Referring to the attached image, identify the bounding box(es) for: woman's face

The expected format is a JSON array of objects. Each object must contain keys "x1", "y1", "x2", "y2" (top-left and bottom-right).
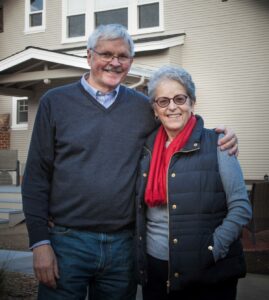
[{"x1": 153, "y1": 79, "x2": 194, "y2": 141}]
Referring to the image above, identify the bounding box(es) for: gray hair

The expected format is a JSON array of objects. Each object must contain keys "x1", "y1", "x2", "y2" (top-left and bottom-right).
[
  {"x1": 87, "y1": 24, "x2": 135, "y2": 57},
  {"x1": 148, "y1": 66, "x2": 196, "y2": 103}
]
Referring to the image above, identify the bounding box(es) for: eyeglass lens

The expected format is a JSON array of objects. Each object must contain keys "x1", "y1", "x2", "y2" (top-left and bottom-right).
[{"x1": 155, "y1": 94, "x2": 188, "y2": 107}]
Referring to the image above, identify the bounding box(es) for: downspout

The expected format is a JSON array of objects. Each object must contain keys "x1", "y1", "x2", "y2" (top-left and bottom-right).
[{"x1": 129, "y1": 76, "x2": 145, "y2": 89}]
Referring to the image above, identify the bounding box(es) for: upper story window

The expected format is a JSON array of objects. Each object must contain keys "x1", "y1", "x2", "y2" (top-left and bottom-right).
[
  {"x1": 95, "y1": 7, "x2": 128, "y2": 28},
  {"x1": 25, "y1": 0, "x2": 46, "y2": 34},
  {"x1": 12, "y1": 98, "x2": 28, "y2": 130},
  {"x1": 0, "y1": 5, "x2": 3, "y2": 33},
  {"x1": 62, "y1": 0, "x2": 163, "y2": 44},
  {"x1": 138, "y1": 2, "x2": 159, "y2": 29},
  {"x1": 67, "y1": 0, "x2": 86, "y2": 38}
]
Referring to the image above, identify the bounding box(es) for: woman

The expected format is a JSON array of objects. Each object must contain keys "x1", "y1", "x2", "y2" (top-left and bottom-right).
[{"x1": 135, "y1": 66, "x2": 252, "y2": 300}]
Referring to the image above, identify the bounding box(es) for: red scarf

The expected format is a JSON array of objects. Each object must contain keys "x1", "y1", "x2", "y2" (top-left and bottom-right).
[{"x1": 145, "y1": 115, "x2": 197, "y2": 207}]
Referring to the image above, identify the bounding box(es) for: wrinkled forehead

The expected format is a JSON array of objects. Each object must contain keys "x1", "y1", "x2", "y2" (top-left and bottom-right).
[{"x1": 95, "y1": 37, "x2": 131, "y2": 52}]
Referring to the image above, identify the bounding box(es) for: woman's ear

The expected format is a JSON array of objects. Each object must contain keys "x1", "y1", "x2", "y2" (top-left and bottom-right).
[
  {"x1": 153, "y1": 106, "x2": 159, "y2": 119},
  {"x1": 191, "y1": 101, "x2": 196, "y2": 113}
]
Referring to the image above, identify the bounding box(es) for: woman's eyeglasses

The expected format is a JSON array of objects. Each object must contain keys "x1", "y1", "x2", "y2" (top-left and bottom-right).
[
  {"x1": 91, "y1": 49, "x2": 132, "y2": 64},
  {"x1": 154, "y1": 94, "x2": 188, "y2": 108}
]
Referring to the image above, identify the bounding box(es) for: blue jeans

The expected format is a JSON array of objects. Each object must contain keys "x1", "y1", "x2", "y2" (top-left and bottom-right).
[{"x1": 38, "y1": 226, "x2": 137, "y2": 300}]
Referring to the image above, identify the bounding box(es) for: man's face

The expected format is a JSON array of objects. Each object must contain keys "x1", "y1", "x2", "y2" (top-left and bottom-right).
[{"x1": 87, "y1": 38, "x2": 133, "y2": 93}]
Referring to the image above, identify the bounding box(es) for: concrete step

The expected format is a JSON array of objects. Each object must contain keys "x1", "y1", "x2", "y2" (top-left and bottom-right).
[
  {"x1": 0, "y1": 185, "x2": 21, "y2": 193},
  {"x1": 0, "y1": 186, "x2": 24, "y2": 226},
  {"x1": 0, "y1": 193, "x2": 22, "y2": 200},
  {"x1": 0, "y1": 199, "x2": 22, "y2": 210},
  {"x1": 0, "y1": 218, "x2": 9, "y2": 229}
]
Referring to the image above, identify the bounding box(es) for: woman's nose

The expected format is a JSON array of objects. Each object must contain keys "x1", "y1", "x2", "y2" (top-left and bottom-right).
[{"x1": 167, "y1": 99, "x2": 177, "y2": 110}]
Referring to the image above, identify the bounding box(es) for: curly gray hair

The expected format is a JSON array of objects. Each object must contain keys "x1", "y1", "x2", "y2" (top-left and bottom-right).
[{"x1": 148, "y1": 66, "x2": 196, "y2": 103}]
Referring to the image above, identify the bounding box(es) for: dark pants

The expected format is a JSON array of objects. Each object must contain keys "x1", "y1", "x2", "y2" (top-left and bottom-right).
[{"x1": 142, "y1": 254, "x2": 238, "y2": 300}]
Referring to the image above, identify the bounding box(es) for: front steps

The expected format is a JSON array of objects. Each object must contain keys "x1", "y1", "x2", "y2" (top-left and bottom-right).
[{"x1": 0, "y1": 186, "x2": 24, "y2": 228}]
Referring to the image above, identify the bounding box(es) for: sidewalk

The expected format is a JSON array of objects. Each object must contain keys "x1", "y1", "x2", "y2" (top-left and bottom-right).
[{"x1": 0, "y1": 249, "x2": 268, "y2": 300}]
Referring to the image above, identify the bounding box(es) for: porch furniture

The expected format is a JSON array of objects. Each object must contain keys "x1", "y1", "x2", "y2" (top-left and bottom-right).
[{"x1": 0, "y1": 150, "x2": 20, "y2": 186}]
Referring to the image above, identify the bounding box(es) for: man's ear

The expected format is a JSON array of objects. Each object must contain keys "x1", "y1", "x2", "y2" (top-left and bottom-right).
[{"x1": 87, "y1": 49, "x2": 92, "y2": 66}]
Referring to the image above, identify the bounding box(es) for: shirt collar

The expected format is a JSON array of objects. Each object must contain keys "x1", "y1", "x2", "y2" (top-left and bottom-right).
[{"x1": 81, "y1": 72, "x2": 120, "y2": 99}]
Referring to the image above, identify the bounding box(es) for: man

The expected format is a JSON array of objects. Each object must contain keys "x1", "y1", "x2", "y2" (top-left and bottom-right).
[{"x1": 22, "y1": 24, "x2": 238, "y2": 300}]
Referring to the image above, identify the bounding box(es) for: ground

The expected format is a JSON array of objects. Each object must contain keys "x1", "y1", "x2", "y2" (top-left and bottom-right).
[
  {"x1": 0, "y1": 222, "x2": 268, "y2": 299},
  {"x1": 0, "y1": 222, "x2": 38, "y2": 299}
]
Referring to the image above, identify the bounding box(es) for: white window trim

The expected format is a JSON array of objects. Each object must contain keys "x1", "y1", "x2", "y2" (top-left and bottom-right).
[
  {"x1": 61, "y1": 0, "x2": 92, "y2": 44},
  {"x1": 61, "y1": 0, "x2": 163, "y2": 44},
  {"x1": 24, "y1": 0, "x2": 46, "y2": 34},
  {"x1": 11, "y1": 97, "x2": 28, "y2": 130}
]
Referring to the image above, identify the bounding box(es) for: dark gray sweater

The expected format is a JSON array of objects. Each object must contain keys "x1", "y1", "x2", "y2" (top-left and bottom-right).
[{"x1": 22, "y1": 82, "x2": 156, "y2": 247}]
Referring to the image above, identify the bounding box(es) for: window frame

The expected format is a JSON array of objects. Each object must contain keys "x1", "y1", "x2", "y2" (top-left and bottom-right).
[
  {"x1": 24, "y1": 0, "x2": 46, "y2": 34},
  {"x1": 0, "y1": 4, "x2": 3, "y2": 33},
  {"x1": 12, "y1": 97, "x2": 28, "y2": 130},
  {"x1": 61, "y1": 0, "x2": 163, "y2": 44}
]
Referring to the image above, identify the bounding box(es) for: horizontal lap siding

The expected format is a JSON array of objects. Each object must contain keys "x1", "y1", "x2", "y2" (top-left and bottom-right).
[{"x1": 164, "y1": 0, "x2": 269, "y2": 180}]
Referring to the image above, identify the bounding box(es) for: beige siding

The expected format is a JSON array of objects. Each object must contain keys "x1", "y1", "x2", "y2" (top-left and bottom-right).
[
  {"x1": 134, "y1": 50, "x2": 170, "y2": 68},
  {"x1": 0, "y1": 96, "x2": 12, "y2": 113},
  {"x1": 168, "y1": 46, "x2": 183, "y2": 66},
  {"x1": 161, "y1": 0, "x2": 269, "y2": 180}
]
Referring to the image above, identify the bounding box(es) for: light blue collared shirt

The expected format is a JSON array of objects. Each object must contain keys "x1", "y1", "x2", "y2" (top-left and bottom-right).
[{"x1": 81, "y1": 73, "x2": 120, "y2": 108}]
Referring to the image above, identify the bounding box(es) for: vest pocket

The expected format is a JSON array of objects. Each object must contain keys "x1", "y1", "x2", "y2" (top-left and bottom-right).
[{"x1": 200, "y1": 234, "x2": 215, "y2": 269}]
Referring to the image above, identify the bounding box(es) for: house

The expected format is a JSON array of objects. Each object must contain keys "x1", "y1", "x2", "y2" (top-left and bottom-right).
[{"x1": 0, "y1": 0, "x2": 268, "y2": 184}]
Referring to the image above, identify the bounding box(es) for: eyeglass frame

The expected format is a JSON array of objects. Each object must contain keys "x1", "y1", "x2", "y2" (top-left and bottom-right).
[
  {"x1": 90, "y1": 48, "x2": 133, "y2": 64},
  {"x1": 154, "y1": 94, "x2": 189, "y2": 108}
]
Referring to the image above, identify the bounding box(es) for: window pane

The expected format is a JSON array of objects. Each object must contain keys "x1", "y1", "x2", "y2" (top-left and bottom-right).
[
  {"x1": 31, "y1": 0, "x2": 43, "y2": 12},
  {"x1": 68, "y1": 14, "x2": 85, "y2": 37},
  {"x1": 139, "y1": 3, "x2": 159, "y2": 28},
  {"x1": 95, "y1": 8, "x2": 128, "y2": 28},
  {"x1": 30, "y1": 13, "x2": 42, "y2": 26},
  {"x1": 17, "y1": 100, "x2": 28, "y2": 124}
]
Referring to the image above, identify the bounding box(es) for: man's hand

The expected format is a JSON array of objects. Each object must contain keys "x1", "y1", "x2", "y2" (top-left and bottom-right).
[
  {"x1": 33, "y1": 244, "x2": 59, "y2": 289},
  {"x1": 215, "y1": 125, "x2": 239, "y2": 156}
]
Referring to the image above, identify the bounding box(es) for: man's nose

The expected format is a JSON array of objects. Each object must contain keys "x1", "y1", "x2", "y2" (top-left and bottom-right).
[{"x1": 110, "y1": 56, "x2": 121, "y2": 65}]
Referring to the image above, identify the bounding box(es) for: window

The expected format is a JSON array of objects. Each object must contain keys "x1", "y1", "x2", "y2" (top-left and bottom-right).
[
  {"x1": 25, "y1": 0, "x2": 46, "y2": 33},
  {"x1": 0, "y1": 5, "x2": 3, "y2": 33},
  {"x1": 62, "y1": 0, "x2": 163, "y2": 43},
  {"x1": 66, "y1": 0, "x2": 86, "y2": 38},
  {"x1": 95, "y1": 8, "x2": 128, "y2": 28},
  {"x1": 12, "y1": 98, "x2": 28, "y2": 130},
  {"x1": 138, "y1": 2, "x2": 159, "y2": 29},
  {"x1": 30, "y1": 0, "x2": 43, "y2": 26}
]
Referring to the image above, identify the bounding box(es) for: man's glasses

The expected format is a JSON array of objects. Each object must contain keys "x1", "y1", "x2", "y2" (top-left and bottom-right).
[
  {"x1": 91, "y1": 49, "x2": 132, "y2": 64},
  {"x1": 154, "y1": 94, "x2": 188, "y2": 108}
]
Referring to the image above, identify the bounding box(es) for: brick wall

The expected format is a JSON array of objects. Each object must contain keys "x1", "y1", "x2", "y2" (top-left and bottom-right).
[{"x1": 0, "y1": 114, "x2": 10, "y2": 149}]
